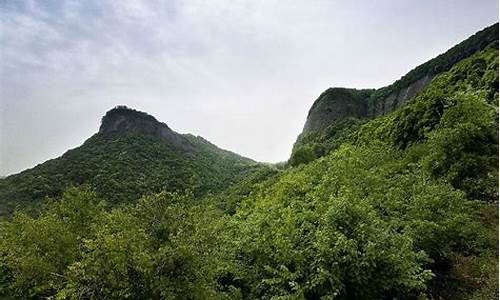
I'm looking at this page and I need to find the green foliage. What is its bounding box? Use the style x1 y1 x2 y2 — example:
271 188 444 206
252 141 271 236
388 44 499 149
0 187 105 298
222 143 483 299
293 24 498 166
425 201 498 300
348 45 499 201
420 93 498 200
0 187 222 299
61 193 221 299
0 23 498 300
368 23 498 109
290 118 363 166
209 166 281 215
0 132 263 216
288 144 317 166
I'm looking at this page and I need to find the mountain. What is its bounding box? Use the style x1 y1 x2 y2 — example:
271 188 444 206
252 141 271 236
291 23 498 166
0 106 263 216
216 24 498 299
302 23 498 135
0 23 498 300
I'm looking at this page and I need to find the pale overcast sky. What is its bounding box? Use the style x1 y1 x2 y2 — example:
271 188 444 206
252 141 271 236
1 0 498 176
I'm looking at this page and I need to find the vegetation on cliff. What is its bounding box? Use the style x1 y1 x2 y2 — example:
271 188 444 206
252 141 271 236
297 23 498 147
0 109 263 216
0 24 498 300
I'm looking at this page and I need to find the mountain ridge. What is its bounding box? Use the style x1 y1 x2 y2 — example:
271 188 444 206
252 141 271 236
0 21 498 300
301 23 499 137
0 106 262 215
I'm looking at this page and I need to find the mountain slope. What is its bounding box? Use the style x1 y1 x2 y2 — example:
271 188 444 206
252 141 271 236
367 22 498 117
292 23 498 166
0 106 263 215
218 28 498 299
0 23 498 300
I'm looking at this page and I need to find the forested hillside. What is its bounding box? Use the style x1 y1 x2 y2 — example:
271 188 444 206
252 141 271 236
291 23 498 167
0 24 498 299
0 106 265 216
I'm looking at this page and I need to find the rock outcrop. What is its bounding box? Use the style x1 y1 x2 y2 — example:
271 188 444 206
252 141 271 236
367 74 435 117
302 76 434 135
299 23 498 137
99 106 195 152
302 88 373 134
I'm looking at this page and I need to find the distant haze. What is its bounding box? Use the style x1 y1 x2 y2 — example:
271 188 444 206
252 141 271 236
1 0 498 176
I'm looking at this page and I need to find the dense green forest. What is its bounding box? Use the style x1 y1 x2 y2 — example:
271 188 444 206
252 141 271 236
0 24 498 299
0 108 265 216
368 22 498 111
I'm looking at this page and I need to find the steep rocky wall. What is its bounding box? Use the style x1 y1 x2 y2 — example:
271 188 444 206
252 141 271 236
301 76 433 136
99 106 196 152
298 23 498 139
368 74 435 117
302 88 373 134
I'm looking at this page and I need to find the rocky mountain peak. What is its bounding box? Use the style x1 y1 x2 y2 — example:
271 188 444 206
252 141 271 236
99 106 166 134
99 106 194 151
302 88 373 134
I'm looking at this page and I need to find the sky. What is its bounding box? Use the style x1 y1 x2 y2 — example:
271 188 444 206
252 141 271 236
0 0 498 176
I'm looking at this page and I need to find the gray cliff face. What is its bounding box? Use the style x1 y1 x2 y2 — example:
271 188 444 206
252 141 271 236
302 88 373 134
97 106 256 161
99 106 195 152
301 77 433 135
368 74 434 117
299 23 498 139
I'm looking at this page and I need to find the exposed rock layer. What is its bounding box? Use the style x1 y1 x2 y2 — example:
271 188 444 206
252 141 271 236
300 23 498 136
302 75 434 135
99 106 195 152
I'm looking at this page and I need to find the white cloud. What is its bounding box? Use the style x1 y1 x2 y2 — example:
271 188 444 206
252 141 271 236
0 0 498 175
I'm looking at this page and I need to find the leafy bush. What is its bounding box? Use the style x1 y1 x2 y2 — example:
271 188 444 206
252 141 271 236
0 22 497 300
0 188 222 299
0 132 264 216
351 45 499 201
222 143 484 299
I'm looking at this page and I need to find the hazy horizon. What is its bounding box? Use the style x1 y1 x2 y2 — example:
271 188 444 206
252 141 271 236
1 0 498 176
